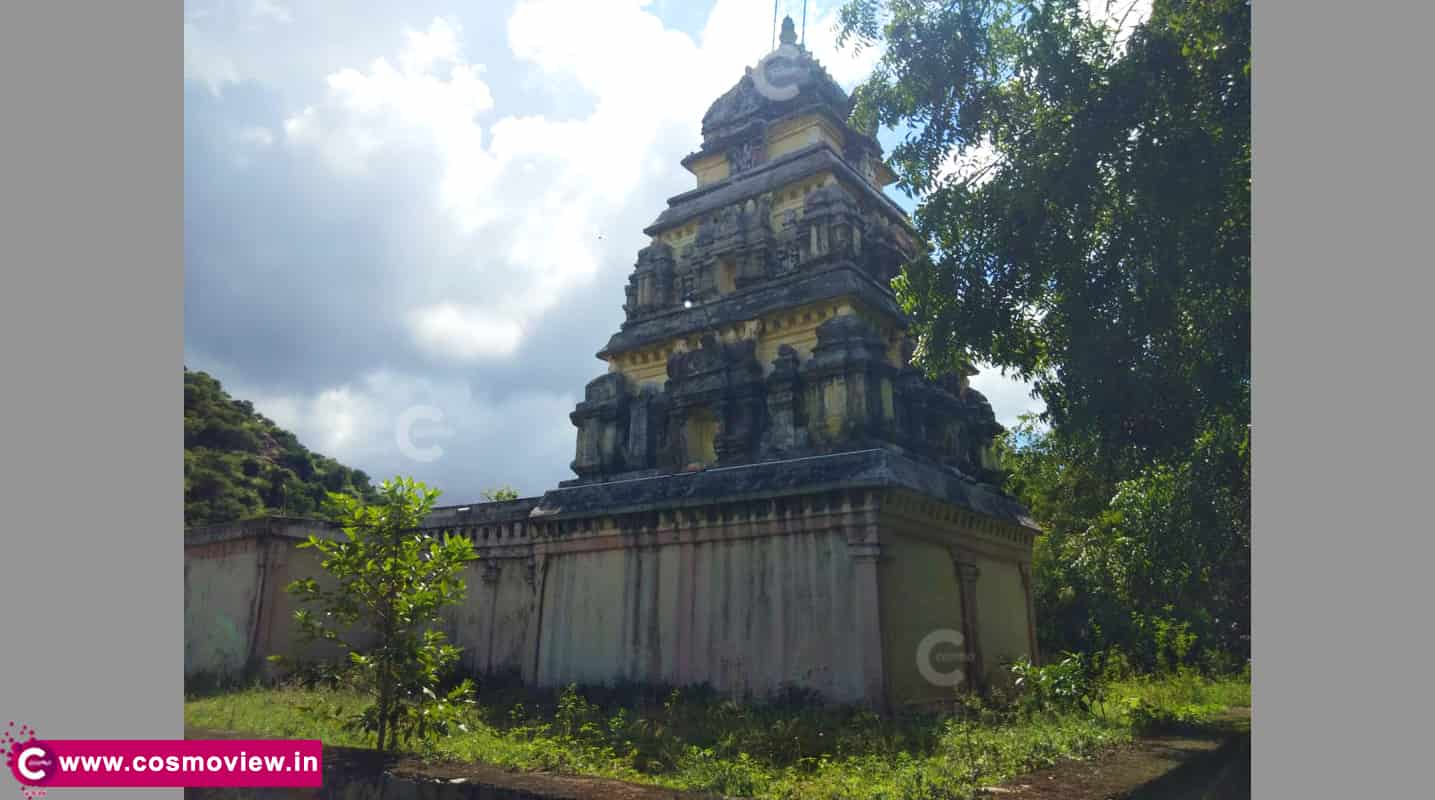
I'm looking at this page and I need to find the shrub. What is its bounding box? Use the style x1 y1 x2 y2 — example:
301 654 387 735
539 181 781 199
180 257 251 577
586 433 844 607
276 477 479 752
1122 697 1223 735
1009 653 1105 715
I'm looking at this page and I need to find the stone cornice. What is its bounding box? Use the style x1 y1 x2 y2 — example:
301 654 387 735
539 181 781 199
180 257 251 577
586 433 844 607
598 263 906 360
530 448 1037 532
645 143 912 238
183 516 338 548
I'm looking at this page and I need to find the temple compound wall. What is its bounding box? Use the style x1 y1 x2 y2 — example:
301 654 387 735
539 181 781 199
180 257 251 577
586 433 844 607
184 20 1041 710
184 518 352 682
185 451 1037 708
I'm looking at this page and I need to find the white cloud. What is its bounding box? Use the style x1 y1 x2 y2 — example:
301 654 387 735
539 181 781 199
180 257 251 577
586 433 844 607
309 385 383 453
184 21 241 96
216 125 278 170
251 0 292 25
247 392 302 432
407 304 525 361
238 126 275 147
227 368 578 496
283 19 495 179
970 365 1046 431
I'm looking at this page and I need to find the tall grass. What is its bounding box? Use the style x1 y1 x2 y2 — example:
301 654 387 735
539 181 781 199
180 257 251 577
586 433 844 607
185 672 1248 800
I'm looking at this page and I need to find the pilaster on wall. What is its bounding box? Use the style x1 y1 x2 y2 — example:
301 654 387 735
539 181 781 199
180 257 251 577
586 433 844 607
245 535 275 678
950 552 986 692
521 553 550 686
846 494 887 712
1017 561 1040 666
876 488 1038 697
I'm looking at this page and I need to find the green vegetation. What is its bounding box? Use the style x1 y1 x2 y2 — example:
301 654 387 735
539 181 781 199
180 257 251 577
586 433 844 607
481 486 521 502
187 668 1247 799
1005 412 1250 673
838 0 1251 670
184 368 379 527
278 478 479 752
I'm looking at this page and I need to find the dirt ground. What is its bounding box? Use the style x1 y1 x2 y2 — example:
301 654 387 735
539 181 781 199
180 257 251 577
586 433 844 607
387 758 715 799
977 709 1252 800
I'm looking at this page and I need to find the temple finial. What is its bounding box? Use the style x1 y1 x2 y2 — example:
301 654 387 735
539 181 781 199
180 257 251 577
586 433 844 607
779 15 797 46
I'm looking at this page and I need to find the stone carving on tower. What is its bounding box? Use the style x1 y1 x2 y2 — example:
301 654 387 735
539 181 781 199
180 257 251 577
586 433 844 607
570 16 1007 489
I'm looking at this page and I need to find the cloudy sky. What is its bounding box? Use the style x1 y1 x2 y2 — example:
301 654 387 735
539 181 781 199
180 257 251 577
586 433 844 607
183 0 1051 501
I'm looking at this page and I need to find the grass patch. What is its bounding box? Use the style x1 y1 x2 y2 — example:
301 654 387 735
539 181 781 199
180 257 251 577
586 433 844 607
1108 672 1251 711
185 673 1248 800
186 686 376 748
1098 670 1250 736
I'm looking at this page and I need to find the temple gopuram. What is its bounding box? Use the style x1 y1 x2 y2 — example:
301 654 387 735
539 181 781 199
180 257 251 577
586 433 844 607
184 18 1041 710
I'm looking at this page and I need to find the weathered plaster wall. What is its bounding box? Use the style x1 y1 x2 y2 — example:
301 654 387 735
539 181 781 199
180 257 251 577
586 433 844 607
184 535 262 681
533 529 864 701
257 539 369 670
441 554 535 677
877 488 1038 702
184 519 350 685
879 533 966 706
185 487 1037 708
973 555 1034 684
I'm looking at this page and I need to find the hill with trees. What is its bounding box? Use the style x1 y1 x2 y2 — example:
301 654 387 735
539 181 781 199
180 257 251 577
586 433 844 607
184 368 379 527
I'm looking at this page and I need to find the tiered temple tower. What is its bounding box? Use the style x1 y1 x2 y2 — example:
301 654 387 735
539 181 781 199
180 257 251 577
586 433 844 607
568 18 1007 486
184 19 1041 709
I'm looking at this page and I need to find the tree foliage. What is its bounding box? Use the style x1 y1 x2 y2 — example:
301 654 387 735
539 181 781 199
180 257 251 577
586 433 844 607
184 368 379 527
1004 412 1249 669
282 477 479 752
839 0 1250 667
841 0 1249 462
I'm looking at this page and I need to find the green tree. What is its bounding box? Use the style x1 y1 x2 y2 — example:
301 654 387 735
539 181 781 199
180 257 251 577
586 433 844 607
840 0 1249 461
1006 413 1249 668
281 477 479 752
839 0 1250 665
